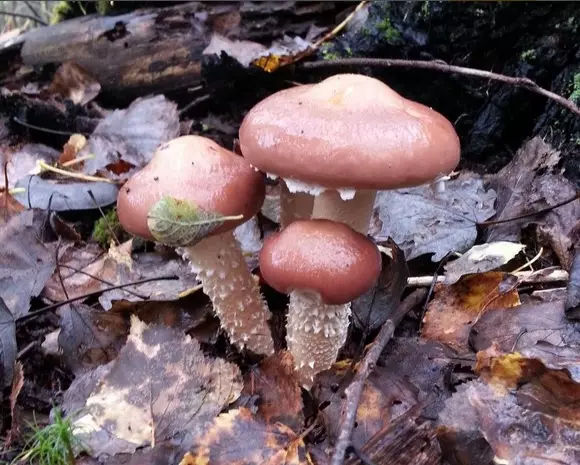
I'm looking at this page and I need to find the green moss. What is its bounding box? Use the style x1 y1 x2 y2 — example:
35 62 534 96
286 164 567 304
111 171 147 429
376 17 400 42
520 49 536 62
320 43 340 61
570 73 580 104
92 209 124 248
96 0 114 16
50 1 73 25
420 1 430 19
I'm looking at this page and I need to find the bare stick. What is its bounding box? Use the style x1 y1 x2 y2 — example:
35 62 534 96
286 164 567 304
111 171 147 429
300 58 580 116
330 319 395 465
407 267 568 288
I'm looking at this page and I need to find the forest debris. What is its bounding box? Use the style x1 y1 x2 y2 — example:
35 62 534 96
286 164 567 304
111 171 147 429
469 300 580 352
374 172 496 261
183 407 309 465
519 342 580 382
79 95 180 181
12 175 119 211
0 209 56 318
240 351 304 432
58 304 129 375
48 62 101 106
203 34 267 67
59 134 87 165
351 238 409 332
566 250 580 318
0 296 16 389
443 242 525 285
4 143 60 189
421 272 521 350
66 316 243 458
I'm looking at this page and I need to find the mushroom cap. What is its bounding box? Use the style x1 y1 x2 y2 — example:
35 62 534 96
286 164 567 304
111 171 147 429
117 135 265 243
259 219 382 305
239 73 460 190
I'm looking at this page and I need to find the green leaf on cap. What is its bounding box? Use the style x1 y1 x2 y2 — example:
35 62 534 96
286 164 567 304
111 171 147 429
147 197 243 246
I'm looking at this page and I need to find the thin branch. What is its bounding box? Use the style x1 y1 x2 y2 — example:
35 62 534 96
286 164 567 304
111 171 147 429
0 10 47 25
330 319 395 465
299 58 580 116
13 117 86 136
16 275 178 323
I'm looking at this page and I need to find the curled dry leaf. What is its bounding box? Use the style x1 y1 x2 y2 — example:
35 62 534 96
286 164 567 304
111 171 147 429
240 351 304 432
59 134 88 165
374 172 496 261
469 300 580 353
48 62 101 106
183 407 310 465
443 241 525 285
0 296 16 389
79 95 180 181
421 271 521 351
67 316 243 457
0 209 56 318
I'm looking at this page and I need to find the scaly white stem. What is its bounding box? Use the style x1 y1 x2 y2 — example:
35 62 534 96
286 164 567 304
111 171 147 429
311 189 377 234
180 231 274 355
286 290 351 387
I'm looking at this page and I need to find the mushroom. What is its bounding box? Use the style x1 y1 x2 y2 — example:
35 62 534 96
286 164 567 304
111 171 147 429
117 135 274 355
239 73 461 233
259 219 382 386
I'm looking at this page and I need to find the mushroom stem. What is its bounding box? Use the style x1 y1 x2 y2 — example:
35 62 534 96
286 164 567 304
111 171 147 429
311 189 377 234
180 231 274 355
279 181 314 228
286 290 351 387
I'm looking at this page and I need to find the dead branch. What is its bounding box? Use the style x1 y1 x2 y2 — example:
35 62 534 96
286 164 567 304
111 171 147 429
300 58 580 116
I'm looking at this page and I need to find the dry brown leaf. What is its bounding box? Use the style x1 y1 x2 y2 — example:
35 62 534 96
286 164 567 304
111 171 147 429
184 407 311 465
0 190 25 221
421 271 521 350
241 351 304 431
67 316 243 457
59 134 87 165
49 62 101 106
4 361 24 447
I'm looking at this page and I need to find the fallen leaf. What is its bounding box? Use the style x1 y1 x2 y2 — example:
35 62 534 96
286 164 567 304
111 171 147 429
0 209 56 317
58 304 129 375
566 248 580 319
79 95 180 181
422 272 521 350
4 361 24 447
59 134 88 165
240 351 303 431
203 33 268 67
4 143 60 189
0 189 25 221
374 172 496 261
184 407 310 465
0 296 16 388
67 316 243 457
352 238 409 332
469 300 580 353
48 62 101 106
519 342 580 383
313 364 418 449
443 242 525 285
12 175 118 211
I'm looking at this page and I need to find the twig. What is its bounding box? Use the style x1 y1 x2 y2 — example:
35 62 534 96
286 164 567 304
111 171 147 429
16 275 178 323
36 160 115 184
407 267 568 287
299 58 580 116
13 117 86 136
179 94 211 115
330 319 395 465
0 10 47 25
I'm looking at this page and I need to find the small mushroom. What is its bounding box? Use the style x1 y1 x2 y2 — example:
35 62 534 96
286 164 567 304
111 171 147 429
239 73 461 233
117 135 274 355
259 219 382 386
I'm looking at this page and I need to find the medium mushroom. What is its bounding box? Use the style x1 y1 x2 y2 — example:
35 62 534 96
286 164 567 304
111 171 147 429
239 73 461 233
259 219 382 386
117 135 274 355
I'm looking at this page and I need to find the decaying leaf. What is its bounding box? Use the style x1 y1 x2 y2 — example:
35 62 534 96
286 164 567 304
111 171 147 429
48 62 101 106
4 143 60 189
4 361 24 447
352 238 409 332
443 242 525 285
0 209 56 317
240 351 304 432
79 95 180 180
519 341 580 382
184 407 310 465
0 189 25 221
313 363 418 449
374 172 496 261
422 272 521 350
566 249 580 319
58 304 129 375
148 196 240 247
59 134 88 165
0 296 16 389
470 300 580 353
67 316 243 457
203 33 268 67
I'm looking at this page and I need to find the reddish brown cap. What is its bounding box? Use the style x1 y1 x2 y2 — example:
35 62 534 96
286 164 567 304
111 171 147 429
117 135 265 243
239 73 460 190
259 219 381 305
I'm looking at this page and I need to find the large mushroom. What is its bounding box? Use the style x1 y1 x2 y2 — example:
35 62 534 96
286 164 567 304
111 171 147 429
239 73 461 233
117 135 274 355
259 219 382 386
